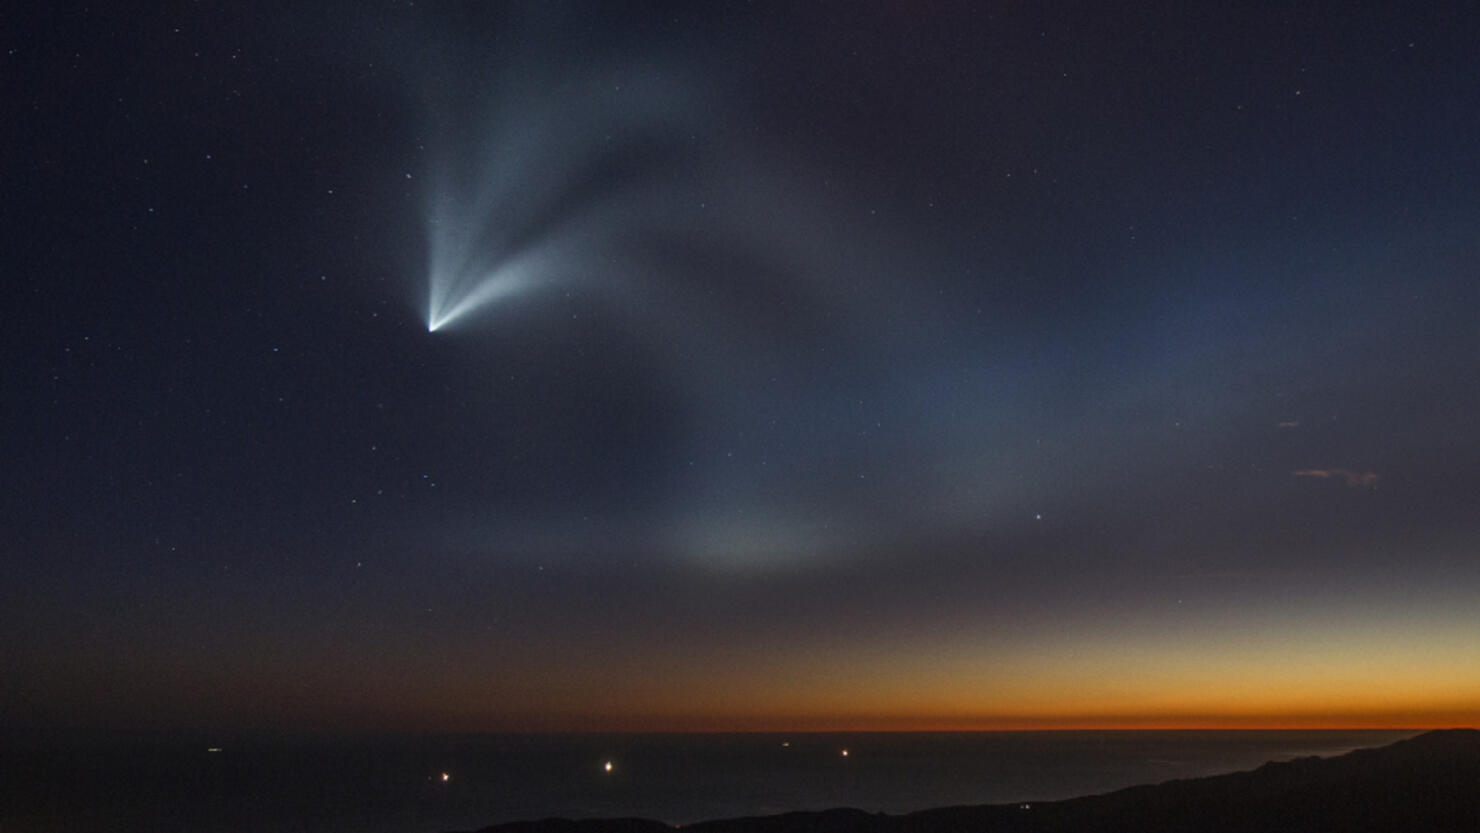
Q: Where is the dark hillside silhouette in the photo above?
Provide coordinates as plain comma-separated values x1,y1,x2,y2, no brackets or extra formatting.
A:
462,729,1480,833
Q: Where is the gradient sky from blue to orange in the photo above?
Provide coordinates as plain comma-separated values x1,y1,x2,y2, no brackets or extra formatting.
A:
4,1,1480,734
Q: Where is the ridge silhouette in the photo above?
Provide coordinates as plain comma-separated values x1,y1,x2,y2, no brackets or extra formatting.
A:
459,729,1480,833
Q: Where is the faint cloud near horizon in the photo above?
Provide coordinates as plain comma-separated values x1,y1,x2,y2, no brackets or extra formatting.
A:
1292,469,1379,488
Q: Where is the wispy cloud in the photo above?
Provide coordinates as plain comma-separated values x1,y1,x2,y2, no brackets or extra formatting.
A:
1277,420,1300,429
1292,469,1379,488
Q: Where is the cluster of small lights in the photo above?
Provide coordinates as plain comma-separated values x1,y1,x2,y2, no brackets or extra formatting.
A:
432,763,621,786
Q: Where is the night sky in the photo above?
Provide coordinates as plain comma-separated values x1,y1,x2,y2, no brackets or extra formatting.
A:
5,1,1480,734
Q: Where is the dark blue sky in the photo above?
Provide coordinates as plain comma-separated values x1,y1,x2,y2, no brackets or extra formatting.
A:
5,1,1479,731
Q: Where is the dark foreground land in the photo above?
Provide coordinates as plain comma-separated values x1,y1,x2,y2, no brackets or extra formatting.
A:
460,729,1480,833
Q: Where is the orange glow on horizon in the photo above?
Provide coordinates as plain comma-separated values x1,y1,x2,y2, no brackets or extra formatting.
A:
78,590,1480,737
398,700,1480,734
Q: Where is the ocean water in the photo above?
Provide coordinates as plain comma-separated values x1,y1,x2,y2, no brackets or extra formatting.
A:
0,730,1419,833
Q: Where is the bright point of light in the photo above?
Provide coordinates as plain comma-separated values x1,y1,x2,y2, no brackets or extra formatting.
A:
840,749,849,757
604,761,613,772
441,772,450,782
206,747,222,753
426,268,532,333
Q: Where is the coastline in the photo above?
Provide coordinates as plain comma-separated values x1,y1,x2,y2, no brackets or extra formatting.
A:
457,729,1480,833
